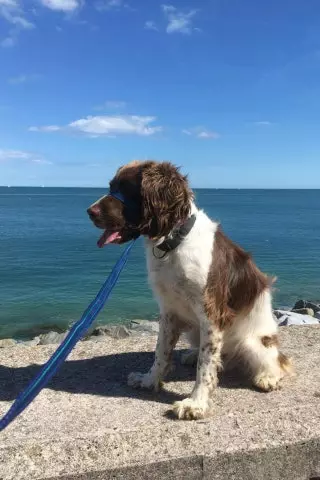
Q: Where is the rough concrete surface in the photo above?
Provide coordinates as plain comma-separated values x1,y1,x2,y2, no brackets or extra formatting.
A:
0,326,319,480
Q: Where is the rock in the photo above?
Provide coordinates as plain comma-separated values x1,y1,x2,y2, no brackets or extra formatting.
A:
273,310,284,320
91,325,131,339
0,338,16,348
291,308,315,317
39,331,68,345
22,336,41,347
274,310,319,327
316,312,320,321
129,319,159,336
293,300,320,314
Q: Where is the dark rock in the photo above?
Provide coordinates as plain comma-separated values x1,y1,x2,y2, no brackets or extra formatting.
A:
293,300,320,314
273,310,284,320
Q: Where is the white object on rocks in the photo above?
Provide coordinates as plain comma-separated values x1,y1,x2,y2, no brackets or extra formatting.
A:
274,310,320,326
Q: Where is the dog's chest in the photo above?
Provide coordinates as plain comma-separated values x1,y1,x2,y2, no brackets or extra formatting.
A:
146,242,211,320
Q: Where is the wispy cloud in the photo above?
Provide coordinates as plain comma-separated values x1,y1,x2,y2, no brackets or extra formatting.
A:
39,0,83,12
253,121,273,126
162,4,198,35
95,0,131,11
183,127,220,139
0,0,34,47
94,100,127,111
145,20,158,31
29,115,162,137
0,149,52,164
7,73,41,85
29,125,60,132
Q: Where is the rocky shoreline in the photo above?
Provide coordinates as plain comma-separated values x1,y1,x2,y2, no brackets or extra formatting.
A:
0,300,319,348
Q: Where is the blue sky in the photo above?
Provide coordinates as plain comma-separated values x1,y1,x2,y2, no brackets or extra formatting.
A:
0,0,320,188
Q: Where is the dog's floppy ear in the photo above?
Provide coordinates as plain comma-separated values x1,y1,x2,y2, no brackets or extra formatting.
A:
140,161,193,239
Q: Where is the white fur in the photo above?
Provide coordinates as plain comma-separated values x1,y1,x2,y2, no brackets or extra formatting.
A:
128,202,287,420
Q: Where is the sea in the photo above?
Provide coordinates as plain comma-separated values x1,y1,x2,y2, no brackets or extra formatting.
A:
0,187,319,340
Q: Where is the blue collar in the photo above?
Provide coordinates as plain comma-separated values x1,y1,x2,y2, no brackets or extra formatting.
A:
109,190,126,204
109,190,141,240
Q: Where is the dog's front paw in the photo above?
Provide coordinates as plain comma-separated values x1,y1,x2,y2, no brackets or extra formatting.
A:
127,371,162,392
253,373,281,392
172,398,213,420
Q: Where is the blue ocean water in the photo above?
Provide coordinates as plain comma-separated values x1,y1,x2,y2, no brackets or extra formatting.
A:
0,187,319,339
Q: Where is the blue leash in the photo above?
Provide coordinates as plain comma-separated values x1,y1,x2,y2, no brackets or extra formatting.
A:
0,240,135,432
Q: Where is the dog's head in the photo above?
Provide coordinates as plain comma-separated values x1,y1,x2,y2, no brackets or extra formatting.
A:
87,160,193,247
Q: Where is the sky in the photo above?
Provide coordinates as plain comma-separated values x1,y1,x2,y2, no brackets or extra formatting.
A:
0,0,320,188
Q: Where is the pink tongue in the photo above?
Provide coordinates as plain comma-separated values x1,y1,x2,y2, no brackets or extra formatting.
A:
97,231,121,248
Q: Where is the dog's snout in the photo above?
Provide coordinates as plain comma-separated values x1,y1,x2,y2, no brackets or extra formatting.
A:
87,204,101,218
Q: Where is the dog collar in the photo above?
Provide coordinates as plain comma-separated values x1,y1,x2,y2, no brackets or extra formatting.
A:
155,214,196,255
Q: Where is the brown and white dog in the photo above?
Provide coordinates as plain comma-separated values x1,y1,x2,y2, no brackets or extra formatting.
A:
87,160,292,420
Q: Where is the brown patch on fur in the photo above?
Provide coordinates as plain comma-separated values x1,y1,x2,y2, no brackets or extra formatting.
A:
278,352,292,374
204,227,270,329
139,161,193,239
261,334,279,348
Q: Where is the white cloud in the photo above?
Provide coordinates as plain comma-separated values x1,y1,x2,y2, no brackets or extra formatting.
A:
197,130,220,139
183,127,220,139
39,0,82,12
8,73,41,84
29,125,60,132
0,149,52,164
0,0,34,47
0,1,34,28
1,35,16,47
29,115,162,137
145,20,158,31
253,121,272,126
162,4,197,35
95,0,129,11
94,100,127,110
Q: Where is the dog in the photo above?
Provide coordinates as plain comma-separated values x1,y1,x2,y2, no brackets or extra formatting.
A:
87,160,292,420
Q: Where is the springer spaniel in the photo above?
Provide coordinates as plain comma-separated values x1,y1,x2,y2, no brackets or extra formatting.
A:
87,160,292,420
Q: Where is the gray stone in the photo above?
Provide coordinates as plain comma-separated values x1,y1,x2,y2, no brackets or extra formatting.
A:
0,326,319,480
22,336,41,347
129,319,159,335
292,307,315,317
39,331,68,345
91,325,131,339
0,338,16,348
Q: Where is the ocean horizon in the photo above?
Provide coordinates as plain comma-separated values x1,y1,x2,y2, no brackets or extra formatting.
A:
1,187,319,340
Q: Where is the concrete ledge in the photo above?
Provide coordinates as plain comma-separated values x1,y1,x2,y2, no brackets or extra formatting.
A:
0,326,319,480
